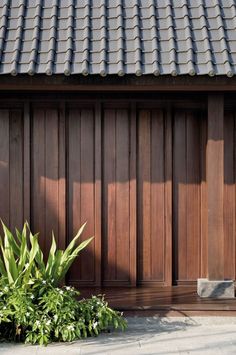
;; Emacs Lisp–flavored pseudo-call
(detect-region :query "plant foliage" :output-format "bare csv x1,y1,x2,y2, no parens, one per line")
0,280,126,345
0,221,93,287
0,222,127,345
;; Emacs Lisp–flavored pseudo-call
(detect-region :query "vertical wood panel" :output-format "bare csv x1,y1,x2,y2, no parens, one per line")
115,110,130,280
173,111,187,282
200,114,208,278
224,111,235,279
151,110,165,280
80,110,95,281
103,108,134,286
0,109,25,230
2,98,231,288
207,94,224,280
23,102,31,224
95,103,102,286
130,103,137,286
9,110,24,230
186,112,201,280
67,109,81,280
31,105,65,256
103,109,116,282
58,103,66,250
67,107,96,286
173,110,203,283
164,110,172,286
0,110,10,225
32,108,45,249
45,109,59,252
138,109,169,285
138,110,151,281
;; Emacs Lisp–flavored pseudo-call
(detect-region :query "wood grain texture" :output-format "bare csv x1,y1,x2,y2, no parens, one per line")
23,102,30,224
103,108,133,286
224,111,235,279
165,109,173,286
95,103,102,286
0,110,10,226
137,109,170,285
173,110,202,283
67,107,96,285
130,103,137,286
31,105,63,256
0,97,235,288
80,286,236,315
200,113,208,278
0,109,24,230
173,111,186,282
207,94,224,281
58,102,66,250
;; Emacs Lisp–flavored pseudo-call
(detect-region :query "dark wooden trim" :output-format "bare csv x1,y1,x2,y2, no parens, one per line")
0,75,236,92
130,103,137,286
58,102,66,250
95,102,102,286
0,94,208,105
207,94,224,280
164,108,172,286
102,281,134,287
137,281,169,287
174,280,197,286
200,111,208,278
23,102,30,224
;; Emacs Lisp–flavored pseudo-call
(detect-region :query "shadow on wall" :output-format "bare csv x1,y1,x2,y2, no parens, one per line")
0,101,235,287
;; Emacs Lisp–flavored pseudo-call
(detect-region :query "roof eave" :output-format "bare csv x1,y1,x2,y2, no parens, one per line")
0,74,235,92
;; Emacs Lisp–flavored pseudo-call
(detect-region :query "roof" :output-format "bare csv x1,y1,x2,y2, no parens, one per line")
0,0,235,77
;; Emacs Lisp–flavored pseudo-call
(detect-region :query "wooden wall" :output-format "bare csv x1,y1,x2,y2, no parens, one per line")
0,108,25,230
0,96,235,286
173,110,207,284
224,110,236,280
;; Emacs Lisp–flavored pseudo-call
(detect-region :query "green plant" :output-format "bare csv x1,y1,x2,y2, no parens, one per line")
0,222,127,345
0,282,127,345
0,221,94,287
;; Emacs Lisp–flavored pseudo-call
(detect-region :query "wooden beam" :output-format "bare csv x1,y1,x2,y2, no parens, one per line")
58,102,66,250
94,102,102,286
207,94,224,280
23,102,30,224
164,108,172,286
129,103,137,286
0,75,236,92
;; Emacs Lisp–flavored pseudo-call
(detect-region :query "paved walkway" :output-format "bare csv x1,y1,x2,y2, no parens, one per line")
1,317,236,354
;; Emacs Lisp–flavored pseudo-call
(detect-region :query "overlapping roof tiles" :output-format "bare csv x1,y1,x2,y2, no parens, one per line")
0,0,236,76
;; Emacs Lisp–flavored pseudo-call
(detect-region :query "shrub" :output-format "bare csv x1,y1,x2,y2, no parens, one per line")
0,221,93,287
0,222,127,345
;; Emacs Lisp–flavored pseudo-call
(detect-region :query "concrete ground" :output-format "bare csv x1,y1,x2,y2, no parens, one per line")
1,317,236,354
